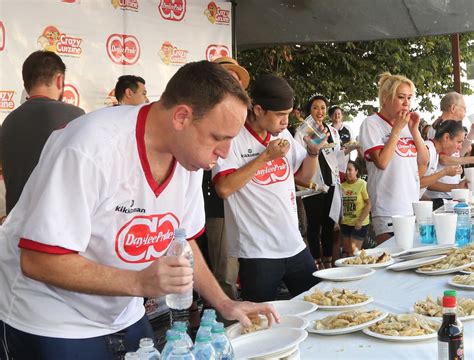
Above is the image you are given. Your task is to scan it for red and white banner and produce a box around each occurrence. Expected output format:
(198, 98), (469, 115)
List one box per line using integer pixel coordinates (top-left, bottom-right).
(0, 0), (232, 121)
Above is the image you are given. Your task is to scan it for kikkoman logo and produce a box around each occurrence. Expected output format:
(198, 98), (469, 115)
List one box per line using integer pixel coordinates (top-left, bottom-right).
(111, 0), (139, 11)
(158, 41), (188, 65)
(37, 26), (82, 56)
(115, 213), (180, 263)
(106, 34), (141, 65)
(62, 84), (80, 107)
(0, 21), (5, 51)
(0, 91), (15, 111)
(158, 0), (186, 21)
(205, 44), (230, 61)
(204, 1), (230, 25)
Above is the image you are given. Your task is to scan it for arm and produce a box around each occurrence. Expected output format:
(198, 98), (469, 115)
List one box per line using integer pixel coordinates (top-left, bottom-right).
(420, 166), (462, 188)
(439, 154), (474, 166)
(427, 179), (468, 192)
(460, 124), (474, 156)
(408, 112), (430, 173)
(355, 198), (372, 230)
(20, 249), (193, 297)
(190, 241), (279, 327)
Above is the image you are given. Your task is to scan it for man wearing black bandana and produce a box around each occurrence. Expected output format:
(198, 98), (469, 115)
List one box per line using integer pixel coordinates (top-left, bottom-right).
(211, 75), (326, 301)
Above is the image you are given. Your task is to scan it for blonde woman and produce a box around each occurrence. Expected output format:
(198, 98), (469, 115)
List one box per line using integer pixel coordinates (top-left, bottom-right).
(359, 73), (428, 244)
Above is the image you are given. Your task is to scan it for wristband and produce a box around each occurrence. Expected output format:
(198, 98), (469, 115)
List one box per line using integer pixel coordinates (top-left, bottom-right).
(307, 149), (319, 158)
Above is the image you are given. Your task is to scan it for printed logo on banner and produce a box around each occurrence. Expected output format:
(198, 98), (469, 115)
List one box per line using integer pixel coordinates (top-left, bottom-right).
(106, 34), (141, 65)
(0, 90), (15, 112)
(104, 89), (118, 107)
(252, 157), (290, 186)
(158, 0), (186, 21)
(158, 41), (188, 65)
(62, 84), (80, 107)
(0, 22), (5, 51)
(111, 0), (139, 11)
(205, 44), (230, 61)
(37, 26), (82, 57)
(115, 213), (180, 263)
(204, 2), (230, 25)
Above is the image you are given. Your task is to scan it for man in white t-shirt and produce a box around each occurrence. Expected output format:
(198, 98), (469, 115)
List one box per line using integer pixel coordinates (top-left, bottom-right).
(0, 61), (278, 359)
(212, 75), (325, 302)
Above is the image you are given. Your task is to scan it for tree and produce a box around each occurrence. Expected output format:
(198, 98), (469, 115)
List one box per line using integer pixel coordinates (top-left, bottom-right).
(238, 33), (474, 117)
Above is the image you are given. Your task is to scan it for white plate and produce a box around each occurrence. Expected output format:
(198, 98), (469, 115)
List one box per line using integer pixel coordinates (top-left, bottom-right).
(387, 255), (446, 271)
(335, 256), (394, 268)
(401, 244), (457, 255)
(448, 277), (474, 290)
(415, 312), (474, 322)
(231, 328), (307, 359)
(354, 247), (405, 257)
(362, 327), (437, 342)
(314, 296), (374, 311)
(267, 300), (318, 317)
(307, 311), (388, 335)
(312, 267), (375, 282)
(415, 261), (474, 275)
(253, 345), (299, 360)
(461, 266), (474, 274)
(225, 315), (310, 340)
(398, 248), (455, 261)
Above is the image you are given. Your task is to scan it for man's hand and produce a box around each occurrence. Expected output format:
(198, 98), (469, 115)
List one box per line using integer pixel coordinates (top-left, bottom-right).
(138, 256), (193, 298)
(218, 299), (280, 328)
(444, 165), (463, 177)
(263, 139), (290, 162)
(456, 179), (469, 189)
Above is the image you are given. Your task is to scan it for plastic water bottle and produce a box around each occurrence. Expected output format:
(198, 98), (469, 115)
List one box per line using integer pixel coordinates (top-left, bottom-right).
(195, 316), (214, 341)
(172, 321), (193, 349)
(192, 329), (216, 360)
(202, 309), (217, 323)
(136, 338), (160, 360)
(168, 340), (195, 360)
(166, 228), (194, 310)
(454, 199), (471, 246)
(125, 352), (141, 360)
(211, 322), (235, 360)
(161, 330), (182, 360)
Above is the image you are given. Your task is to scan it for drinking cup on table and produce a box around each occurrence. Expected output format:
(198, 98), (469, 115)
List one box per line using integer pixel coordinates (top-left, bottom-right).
(418, 218), (437, 245)
(464, 168), (474, 196)
(412, 201), (433, 222)
(433, 213), (457, 245)
(392, 215), (416, 250)
(443, 199), (457, 213)
(451, 188), (469, 202)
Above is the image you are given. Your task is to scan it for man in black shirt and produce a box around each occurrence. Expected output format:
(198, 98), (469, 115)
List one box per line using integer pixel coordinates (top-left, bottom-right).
(0, 51), (85, 214)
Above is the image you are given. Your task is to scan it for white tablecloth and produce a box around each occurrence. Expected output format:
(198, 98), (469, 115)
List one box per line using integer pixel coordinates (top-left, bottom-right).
(294, 238), (474, 359)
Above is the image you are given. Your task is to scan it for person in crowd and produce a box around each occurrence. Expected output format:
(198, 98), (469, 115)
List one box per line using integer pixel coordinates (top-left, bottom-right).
(425, 92), (472, 209)
(419, 119), (430, 140)
(212, 75), (325, 302)
(0, 51), (85, 215)
(114, 75), (149, 105)
(329, 105), (354, 146)
(198, 56), (250, 300)
(359, 72), (428, 244)
(420, 120), (473, 195)
(341, 160), (371, 256)
(0, 61), (278, 359)
(294, 95), (349, 269)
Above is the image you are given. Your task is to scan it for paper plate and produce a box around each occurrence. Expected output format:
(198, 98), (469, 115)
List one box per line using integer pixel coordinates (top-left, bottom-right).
(231, 328), (307, 359)
(401, 244), (457, 255)
(415, 261), (474, 276)
(354, 247), (405, 257)
(314, 296), (374, 311)
(312, 267), (375, 282)
(387, 255), (446, 271)
(335, 256), (394, 268)
(362, 327), (437, 342)
(267, 300), (318, 317)
(398, 248), (455, 261)
(225, 315), (309, 340)
(307, 311), (388, 335)
(448, 277), (474, 290)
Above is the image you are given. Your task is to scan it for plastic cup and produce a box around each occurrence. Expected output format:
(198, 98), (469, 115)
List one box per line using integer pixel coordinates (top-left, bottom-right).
(443, 199), (457, 212)
(418, 218), (437, 244)
(412, 201), (433, 222)
(451, 188), (469, 202)
(464, 168), (474, 197)
(392, 215), (416, 250)
(299, 116), (326, 144)
(433, 213), (457, 245)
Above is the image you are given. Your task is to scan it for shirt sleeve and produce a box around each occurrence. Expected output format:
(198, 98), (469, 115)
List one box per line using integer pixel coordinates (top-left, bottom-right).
(17, 146), (106, 253)
(212, 142), (239, 182)
(182, 170), (205, 240)
(359, 117), (385, 160)
(361, 180), (369, 200)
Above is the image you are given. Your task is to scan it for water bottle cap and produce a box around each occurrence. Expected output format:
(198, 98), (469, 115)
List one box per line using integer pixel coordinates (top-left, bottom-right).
(203, 308), (216, 318)
(211, 322), (225, 333)
(124, 352), (140, 359)
(165, 329), (181, 341)
(139, 338), (154, 348)
(173, 321), (188, 331)
(174, 228), (187, 237)
(200, 317), (214, 326)
(444, 289), (457, 297)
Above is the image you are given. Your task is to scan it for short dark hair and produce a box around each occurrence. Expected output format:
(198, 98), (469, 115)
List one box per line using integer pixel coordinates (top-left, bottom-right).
(114, 75), (146, 102)
(434, 120), (464, 140)
(160, 61), (250, 119)
(305, 94), (329, 116)
(22, 51), (66, 92)
(328, 105), (342, 118)
(347, 160), (360, 176)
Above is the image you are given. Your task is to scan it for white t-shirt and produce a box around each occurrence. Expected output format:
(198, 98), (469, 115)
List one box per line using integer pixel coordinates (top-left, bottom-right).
(212, 124), (306, 259)
(0, 104), (204, 338)
(359, 113), (420, 217)
(420, 140), (439, 197)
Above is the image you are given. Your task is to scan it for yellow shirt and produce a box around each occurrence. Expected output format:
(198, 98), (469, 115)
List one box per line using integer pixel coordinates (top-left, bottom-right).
(341, 178), (370, 226)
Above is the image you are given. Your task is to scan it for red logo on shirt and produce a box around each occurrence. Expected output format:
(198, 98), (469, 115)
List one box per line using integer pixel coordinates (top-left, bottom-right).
(252, 157), (290, 185)
(395, 138), (417, 158)
(115, 213), (180, 263)
(158, 0), (186, 21)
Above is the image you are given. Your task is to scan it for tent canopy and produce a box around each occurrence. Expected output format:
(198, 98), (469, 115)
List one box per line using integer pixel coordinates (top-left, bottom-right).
(234, 0), (474, 50)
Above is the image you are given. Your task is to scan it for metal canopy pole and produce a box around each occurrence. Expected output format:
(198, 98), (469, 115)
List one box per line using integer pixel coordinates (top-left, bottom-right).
(451, 33), (462, 93)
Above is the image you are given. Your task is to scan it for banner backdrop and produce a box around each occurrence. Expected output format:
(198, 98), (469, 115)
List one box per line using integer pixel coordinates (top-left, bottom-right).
(0, 0), (232, 122)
